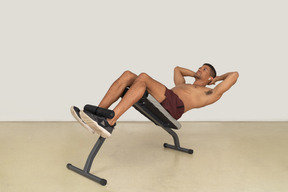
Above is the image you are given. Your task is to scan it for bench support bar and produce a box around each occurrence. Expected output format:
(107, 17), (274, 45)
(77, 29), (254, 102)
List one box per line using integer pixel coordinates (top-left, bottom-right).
(67, 136), (107, 186)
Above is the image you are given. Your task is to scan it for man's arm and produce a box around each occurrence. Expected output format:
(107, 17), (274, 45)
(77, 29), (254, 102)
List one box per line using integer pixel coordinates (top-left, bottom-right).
(209, 72), (239, 102)
(174, 66), (198, 86)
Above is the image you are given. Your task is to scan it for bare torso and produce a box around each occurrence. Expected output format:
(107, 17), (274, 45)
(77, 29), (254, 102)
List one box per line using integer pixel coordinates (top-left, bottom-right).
(172, 84), (216, 112)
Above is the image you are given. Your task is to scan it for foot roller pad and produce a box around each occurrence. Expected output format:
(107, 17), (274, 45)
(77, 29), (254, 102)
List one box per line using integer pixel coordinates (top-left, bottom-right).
(84, 104), (115, 119)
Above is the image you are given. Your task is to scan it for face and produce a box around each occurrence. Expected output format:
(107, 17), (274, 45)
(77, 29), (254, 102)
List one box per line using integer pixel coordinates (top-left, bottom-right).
(196, 65), (212, 80)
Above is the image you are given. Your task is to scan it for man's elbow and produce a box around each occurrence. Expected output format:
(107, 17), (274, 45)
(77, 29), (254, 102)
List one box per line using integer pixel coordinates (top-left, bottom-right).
(174, 66), (180, 72)
(231, 72), (239, 85)
(174, 66), (182, 76)
(232, 72), (239, 80)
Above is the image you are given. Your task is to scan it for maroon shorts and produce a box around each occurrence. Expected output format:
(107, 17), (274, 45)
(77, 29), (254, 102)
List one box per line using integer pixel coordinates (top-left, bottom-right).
(160, 88), (185, 120)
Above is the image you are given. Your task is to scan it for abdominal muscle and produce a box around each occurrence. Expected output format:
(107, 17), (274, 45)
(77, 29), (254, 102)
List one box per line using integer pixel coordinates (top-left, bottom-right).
(172, 84), (212, 112)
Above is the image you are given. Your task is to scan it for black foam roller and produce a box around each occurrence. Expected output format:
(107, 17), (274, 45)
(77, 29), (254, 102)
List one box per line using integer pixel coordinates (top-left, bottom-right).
(84, 104), (115, 119)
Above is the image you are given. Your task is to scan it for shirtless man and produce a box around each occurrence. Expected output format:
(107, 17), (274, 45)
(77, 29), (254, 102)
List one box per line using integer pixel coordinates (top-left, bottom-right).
(71, 63), (239, 138)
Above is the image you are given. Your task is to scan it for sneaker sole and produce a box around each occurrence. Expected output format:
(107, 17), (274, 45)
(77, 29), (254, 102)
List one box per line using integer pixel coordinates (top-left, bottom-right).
(79, 110), (112, 138)
(70, 106), (95, 134)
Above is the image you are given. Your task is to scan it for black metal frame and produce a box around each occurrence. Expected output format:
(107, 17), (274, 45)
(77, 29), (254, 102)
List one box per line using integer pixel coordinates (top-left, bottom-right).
(132, 96), (193, 154)
(67, 136), (107, 185)
(67, 90), (193, 186)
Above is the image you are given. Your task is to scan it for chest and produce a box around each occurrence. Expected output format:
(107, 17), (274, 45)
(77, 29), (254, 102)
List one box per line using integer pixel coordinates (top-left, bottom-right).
(188, 85), (212, 95)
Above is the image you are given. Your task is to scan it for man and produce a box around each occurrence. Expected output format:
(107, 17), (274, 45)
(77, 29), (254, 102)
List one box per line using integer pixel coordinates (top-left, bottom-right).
(71, 63), (239, 138)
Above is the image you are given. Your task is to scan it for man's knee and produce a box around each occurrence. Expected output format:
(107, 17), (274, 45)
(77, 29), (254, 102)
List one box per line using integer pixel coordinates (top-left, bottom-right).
(137, 73), (150, 81)
(122, 70), (137, 80)
(132, 73), (152, 87)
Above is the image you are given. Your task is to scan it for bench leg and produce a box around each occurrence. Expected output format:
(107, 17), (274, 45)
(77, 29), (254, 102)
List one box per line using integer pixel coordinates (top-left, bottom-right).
(162, 127), (193, 154)
(67, 136), (107, 185)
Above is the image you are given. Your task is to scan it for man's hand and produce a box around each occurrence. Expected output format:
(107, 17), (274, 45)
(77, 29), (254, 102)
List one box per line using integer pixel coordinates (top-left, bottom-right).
(209, 72), (239, 86)
(194, 73), (201, 79)
(208, 76), (219, 85)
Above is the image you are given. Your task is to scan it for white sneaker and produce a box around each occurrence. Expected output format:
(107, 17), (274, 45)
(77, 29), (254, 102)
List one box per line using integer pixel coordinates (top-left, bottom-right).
(70, 106), (95, 134)
(80, 110), (115, 138)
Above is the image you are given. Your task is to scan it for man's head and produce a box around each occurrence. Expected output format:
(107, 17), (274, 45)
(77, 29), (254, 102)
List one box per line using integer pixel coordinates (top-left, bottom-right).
(203, 63), (216, 78)
(195, 63), (217, 84)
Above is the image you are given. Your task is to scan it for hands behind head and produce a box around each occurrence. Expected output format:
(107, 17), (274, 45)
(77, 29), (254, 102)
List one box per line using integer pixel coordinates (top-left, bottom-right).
(208, 76), (218, 85)
(194, 73), (201, 79)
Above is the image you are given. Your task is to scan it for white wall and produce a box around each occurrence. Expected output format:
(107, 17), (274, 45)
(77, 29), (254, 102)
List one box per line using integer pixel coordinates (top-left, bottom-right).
(1, 0), (287, 121)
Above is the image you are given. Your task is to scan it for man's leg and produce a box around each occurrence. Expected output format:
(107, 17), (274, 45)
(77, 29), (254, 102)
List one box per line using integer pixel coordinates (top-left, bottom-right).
(107, 73), (166, 126)
(98, 71), (138, 109)
(79, 72), (166, 138)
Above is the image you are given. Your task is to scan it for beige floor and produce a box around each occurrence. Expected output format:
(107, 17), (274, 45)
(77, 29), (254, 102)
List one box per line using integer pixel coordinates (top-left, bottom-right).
(0, 122), (288, 192)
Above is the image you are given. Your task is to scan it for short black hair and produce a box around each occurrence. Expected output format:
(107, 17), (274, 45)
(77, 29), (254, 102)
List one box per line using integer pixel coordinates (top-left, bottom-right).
(203, 63), (217, 78)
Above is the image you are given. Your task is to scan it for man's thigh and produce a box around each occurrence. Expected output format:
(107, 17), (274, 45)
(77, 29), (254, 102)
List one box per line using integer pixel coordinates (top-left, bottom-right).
(143, 74), (167, 103)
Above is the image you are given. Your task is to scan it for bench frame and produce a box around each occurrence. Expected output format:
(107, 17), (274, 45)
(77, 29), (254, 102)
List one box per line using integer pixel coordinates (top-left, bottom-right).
(67, 89), (193, 186)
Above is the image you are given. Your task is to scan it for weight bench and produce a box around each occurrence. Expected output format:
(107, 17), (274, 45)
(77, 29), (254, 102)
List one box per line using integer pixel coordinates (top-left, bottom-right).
(67, 88), (193, 186)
